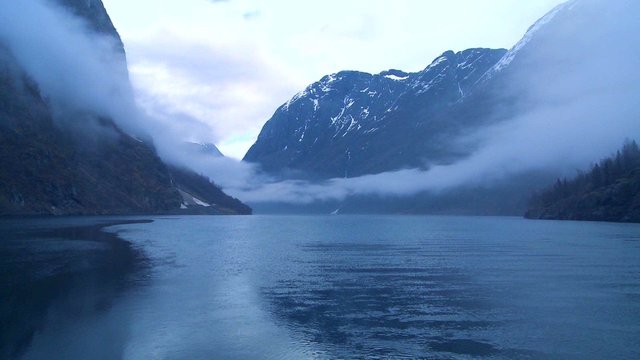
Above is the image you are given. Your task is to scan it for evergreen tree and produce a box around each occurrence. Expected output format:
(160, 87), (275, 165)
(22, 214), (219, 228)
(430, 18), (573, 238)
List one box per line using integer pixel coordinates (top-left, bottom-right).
(526, 139), (640, 223)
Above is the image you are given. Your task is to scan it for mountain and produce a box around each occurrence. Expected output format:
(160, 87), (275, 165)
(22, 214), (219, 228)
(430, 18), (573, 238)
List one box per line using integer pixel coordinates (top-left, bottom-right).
(244, 0), (584, 180)
(181, 142), (225, 158)
(0, 0), (250, 215)
(244, 48), (507, 178)
(167, 165), (252, 215)
(244, 0), (639, 215)
(526, 141), (640, 223)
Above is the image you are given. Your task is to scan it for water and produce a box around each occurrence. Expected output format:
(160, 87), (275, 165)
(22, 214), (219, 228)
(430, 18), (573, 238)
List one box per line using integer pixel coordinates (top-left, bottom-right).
(2, 215), (640, 359)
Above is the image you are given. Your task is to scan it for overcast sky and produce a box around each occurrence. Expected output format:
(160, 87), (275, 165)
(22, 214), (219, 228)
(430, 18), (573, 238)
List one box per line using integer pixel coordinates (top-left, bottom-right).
(102, 0), (565, 159)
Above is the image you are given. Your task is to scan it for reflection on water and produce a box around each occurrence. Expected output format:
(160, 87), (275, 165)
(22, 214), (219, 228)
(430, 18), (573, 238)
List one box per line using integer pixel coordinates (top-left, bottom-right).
(263, 243), (499, 358)
(0, 218), (149, 360)
(2, 216), (640, 359)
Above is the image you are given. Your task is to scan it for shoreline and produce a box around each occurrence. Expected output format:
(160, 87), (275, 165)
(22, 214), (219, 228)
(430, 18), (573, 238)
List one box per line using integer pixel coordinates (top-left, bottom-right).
(0, 218), (154, 359)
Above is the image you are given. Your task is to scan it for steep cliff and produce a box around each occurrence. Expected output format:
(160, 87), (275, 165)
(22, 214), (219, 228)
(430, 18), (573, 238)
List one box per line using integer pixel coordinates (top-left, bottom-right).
(0, 0), (250, 215)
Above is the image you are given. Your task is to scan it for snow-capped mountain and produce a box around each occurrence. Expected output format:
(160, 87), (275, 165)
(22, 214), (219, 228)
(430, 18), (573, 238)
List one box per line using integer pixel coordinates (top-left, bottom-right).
(246, 0), (640, 215)
(477, 2), (574, 84)
(244, 48), (506, 178)
(182, 142), (225, 158)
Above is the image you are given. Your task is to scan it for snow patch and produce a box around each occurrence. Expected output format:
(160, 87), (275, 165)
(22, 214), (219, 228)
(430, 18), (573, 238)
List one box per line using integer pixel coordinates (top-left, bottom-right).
(415, 73), (446, 95)
(424, 55), (448, 71)
(330, 107), (346, 126)
(478, 1), (570, 83)
(343, 115), (358, 136)
(283, 88), (310, 111)
(384, 74), (409, 81)
(178, 189), (212, 208)
(193, 197), (211, 207)
(458, 53), (485, 70)
(320, 73), (337, 92)
(345, 97), (355, 108)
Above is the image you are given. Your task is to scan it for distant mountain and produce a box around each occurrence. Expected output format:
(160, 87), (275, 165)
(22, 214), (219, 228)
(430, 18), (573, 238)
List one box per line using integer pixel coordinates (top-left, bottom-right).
(244, 0), (639, 215)
(244, 1), (584, 180)
(0, 0), (250, 215)
(182, 142), (225, 158)
(167, 165), (252, 215)
(244, 48), (507, 178)
(526, 141), (640, 223)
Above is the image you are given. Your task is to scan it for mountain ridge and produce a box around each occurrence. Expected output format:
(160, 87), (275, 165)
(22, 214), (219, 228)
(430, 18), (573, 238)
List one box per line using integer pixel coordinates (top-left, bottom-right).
(244, 48), (507, 179)
(242, 0), (638, 215)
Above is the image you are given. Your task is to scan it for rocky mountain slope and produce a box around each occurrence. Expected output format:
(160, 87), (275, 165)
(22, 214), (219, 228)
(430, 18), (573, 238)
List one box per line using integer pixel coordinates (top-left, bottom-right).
(244, 48), (507, 178)
(0, 0), (250, 215)
(244, 0), (582, 180)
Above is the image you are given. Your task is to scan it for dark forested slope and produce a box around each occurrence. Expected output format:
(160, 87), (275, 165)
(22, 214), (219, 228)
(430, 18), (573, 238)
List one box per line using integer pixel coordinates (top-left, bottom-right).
(526, 141), (640, 223)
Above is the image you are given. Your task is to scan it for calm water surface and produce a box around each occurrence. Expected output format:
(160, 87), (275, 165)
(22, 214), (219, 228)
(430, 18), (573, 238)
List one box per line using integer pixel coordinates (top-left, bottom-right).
(2, 215), (640, 359)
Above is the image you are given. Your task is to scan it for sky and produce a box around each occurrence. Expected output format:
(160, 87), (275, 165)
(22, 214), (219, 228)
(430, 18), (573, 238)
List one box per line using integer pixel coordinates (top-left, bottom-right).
(102, 0), (565, 159)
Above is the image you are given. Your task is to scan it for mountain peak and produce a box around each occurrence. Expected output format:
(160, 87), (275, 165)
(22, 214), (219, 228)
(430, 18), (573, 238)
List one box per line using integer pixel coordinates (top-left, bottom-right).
(477, 1), (573, 84)
(244, 48), (506, 177)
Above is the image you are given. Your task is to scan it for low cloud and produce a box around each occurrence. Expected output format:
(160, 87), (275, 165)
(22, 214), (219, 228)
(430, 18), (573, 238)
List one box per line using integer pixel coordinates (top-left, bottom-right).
(0, 0), (146, 137)
(213, 0), (640, 204)
(125, 29), (299, 158)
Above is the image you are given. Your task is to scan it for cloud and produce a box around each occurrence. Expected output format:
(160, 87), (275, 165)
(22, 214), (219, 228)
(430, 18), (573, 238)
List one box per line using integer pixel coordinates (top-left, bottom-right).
(0, 0), (146, 137)
(104, 0), (568, 160)
(0, 0), (261, 180)
(211, 0), (640, 205)
(124, 29), (300, 158)
(242, 10), (261, 20)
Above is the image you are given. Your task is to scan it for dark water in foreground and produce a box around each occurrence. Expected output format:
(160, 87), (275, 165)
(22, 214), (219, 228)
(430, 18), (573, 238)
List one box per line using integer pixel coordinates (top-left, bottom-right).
(1, 216), (640, 359)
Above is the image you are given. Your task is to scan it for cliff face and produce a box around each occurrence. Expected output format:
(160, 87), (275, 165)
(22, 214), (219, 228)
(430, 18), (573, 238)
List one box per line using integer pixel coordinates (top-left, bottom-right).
(0, 40), (182, 215)
(57, 0), (125, 49)
(0, 0), (250, 215)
